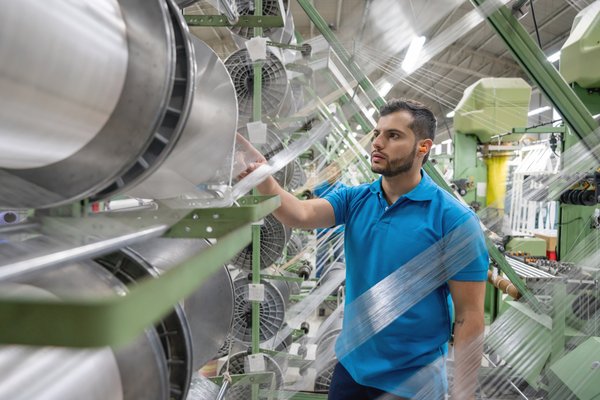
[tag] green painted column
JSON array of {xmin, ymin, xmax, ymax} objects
[{"xmin": 252, "ymin": 2, "xmax": 263, "ymax": 399}]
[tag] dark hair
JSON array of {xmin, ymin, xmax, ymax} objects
[{"xmin": 378, "ymin": 98, "xmax": 437, "ymax": 163}]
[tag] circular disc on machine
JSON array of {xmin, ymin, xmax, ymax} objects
[
  {"xmin": 117, "ymin": 238, "xmax": 235, "ymax": 370},
  {"xmin": 95, "ymin": 251, "xmax": 192, "ymax": 400},
  {"xmin": 218, "ymin": 351, "xmax": 284, "ymax": 400},
  {"xmin": 0, "ymin": 0, "xmax": 193, "ymax": 208},
  {"xmin": 231, "ymin": 276, "xmax": 287, "ymax": 343},
  {"xmin": 231, "ymin": 214, "xmax": 291, "ymax": 270},
  {"xmin": 126, "ymin": 35, "xmax": 238, "ymax": 199},
  {"xmin": 224, "ymin": 48, "xmax": 291, "ymax": 126},
  {"xmin": 0, "ymin": 261, "xmax": 170, "ymax": 400},
  {"xmin": 314, "ymin": 359, "xmax": 338, "ymax": 393}
]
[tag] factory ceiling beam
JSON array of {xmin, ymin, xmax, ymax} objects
[
  {"xmin": 335, "ymin": 0, "xmax": 344, "ymax": 31},
  {"xmin": 473, "ymin": 1, "xmax": 572, "ymax": 55}
]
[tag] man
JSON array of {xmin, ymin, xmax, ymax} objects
[{"xmin": 238, "ymin": 99, "xmax": 488, "ymax": 399}]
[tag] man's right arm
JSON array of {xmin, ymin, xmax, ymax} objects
[
  {"xmin": 236, "ymin": 133, "xmax": 337, "ymax": 230},
  {"xmin": 255, "ymin": 174, "xmax": 336, "ymax": 230}
]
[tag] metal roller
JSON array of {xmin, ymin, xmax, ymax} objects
[
  {"xmin": 94, "ymin": 252, "xmax": 193, "ymax": 400},
  {"xmin": 0, "ymin": 0, "xmax": 220, "ymax": 208},
  {"xmin": 318, "ymin": 262, "xmax": 346, "ymax": 311},
  {"xmin": 126, "ymin": 36, "xmax": 238, "ymax": 199},
  {"xmin": 116, "ymin": 238, "xmax": 236, "ymax": 370},
  {"xmin": 313, "ymin": 313, "xmax": 342, "ymax": 393},
  {"xmin": 0, "ymin": 262, "xmax": 170, "ymax": 400}
]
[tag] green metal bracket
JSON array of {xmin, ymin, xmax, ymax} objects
[
  {"xmin": 185, "ymin": 15, "xmax": 283, "ymax": 28},
  {"xmin": 261, "ymin": 274, "xmax": 305, "ymax": 284},
  {"xmin": 0, "ymin": 197, "xmax": 280, "ymax": 348},
  {"xmin": 512, "ymin": 126, "xmax": 567, "ymax": 134},
  {"xmin": 164, "ymin": 195, "xmax": 280, "ymax": 238},
  {"xmin": 251, "ymin": 5, "xmax": 264, "ymax": 400},
  {"xmin": 267, "ymin": 41, "xmax": 311, "ymax": 54},
  {"xmin": 470, "ymin": 0, "xmax": 600, "ymax": 162}
]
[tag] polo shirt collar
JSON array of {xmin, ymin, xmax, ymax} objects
[{"xmin": 368, "ymin": 169, "xmax": 436, "ymax": 202}]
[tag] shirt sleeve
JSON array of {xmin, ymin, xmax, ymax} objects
[
  {"xmin": 322, "ymin": 185, "xmax": 352, "ymax": 226},
  {"xmin": 445, "ymin": 212, "xmax": 489, "ymax": 282}
]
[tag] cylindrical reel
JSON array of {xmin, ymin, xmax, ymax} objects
[
  {"xmin": 218, "ymin": 351, "xmax": 284, "ymax": 400},
  {"xmin": 318, "ymin": 262, "xmax": 346, "ymax": 311},
  {"xmin": 0, "ymin": 262, "xmax": 169, "ymax": 400},
  {"xmin": 286, "ymin": 234, "xmax": 304, "ymax": 260},
  {"xmin": 98, "ymin": 237, "xmax": 235, "ymax": 372},
  {"xmin": 229, "ymin": 0, "xmax": 295, "ymax": 45},
  {"xmin": 231, "ymin": 215, "xmax": 291, "ymax": 270},
  {"xmin": 224, "ymin": 48, "xmax": 294, "ymax": 128},
  {"xmin": 95, "ymin": 252, "xmax": 192, "ymax": 400},
  {"xmin": 125, "ymin": 36, "xmax": 238, "ymax": 199},
  {"xmin": 313, "ymin": 323, "xmax": 341, "ymax": 393},
  {"xmin": 0, "ymin": 0, "xmax": 226, "ymax": 208},
  {"xmin": 230, "ymin": 275, "xmax": 290, "ymax": 343}
]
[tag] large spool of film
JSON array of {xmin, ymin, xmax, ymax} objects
[
  {"xmin": 0, "ymin": 262, "xmax": 169, "ymax": 400},
  {"xmin": 126, "ymin": 36, "xmax": 238, "ymax": 199},
  {"xmin": 115, "ymin": 238, "xmax": 236, "ymax": 369},
  {"xmin": 0, "ymin": 0, "xmax": 236, "ymax": 208}
]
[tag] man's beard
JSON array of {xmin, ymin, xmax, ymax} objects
[{"xmin": 371, "ymin": 146, "xmax": 417, "ymax": 177}]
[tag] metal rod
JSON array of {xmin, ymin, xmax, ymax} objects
[
  {"xmin": 0, "ymin": 225, "xmax": 168, "ymax": 281},
  {"xmin": 215, "ymin": 374, "xmax": 231, "ymax": 400}
]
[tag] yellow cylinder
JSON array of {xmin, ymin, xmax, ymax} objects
[{"xmin": 485, "ymin": 155, "xmax": 510, "ymax": 214}]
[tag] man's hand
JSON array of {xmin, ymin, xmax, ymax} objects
[{"xmin": 235, "ymin": 133, "xmax": 268, "ymax": 179}]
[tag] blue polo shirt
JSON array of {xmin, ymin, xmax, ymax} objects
[
  {"xmin": 314, "ymin": 181, "xmax": 346, "ymax": 235},
  {"xmin": 323, "ymin": 170, "xmax": 489, "ymax": 397}
]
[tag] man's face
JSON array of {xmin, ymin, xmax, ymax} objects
[{"xmin": 370, "ymin": 111, "xmax": 419, "ymax": 177}]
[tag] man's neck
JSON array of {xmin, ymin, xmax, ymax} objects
[{"xmin": 380, "ymin": 167, "xmax": 422, "ymax": 205}]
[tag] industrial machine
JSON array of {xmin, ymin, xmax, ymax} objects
[{"xmin": 457, "ymin": 3, "xmax": 600, "ymax": 399}]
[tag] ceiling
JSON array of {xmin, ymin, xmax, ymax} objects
[{"xmin": 185, "ymin": 0, "xmax": 595, "ymax": 142}]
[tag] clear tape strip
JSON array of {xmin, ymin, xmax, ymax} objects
[{"xmin": 231, "ymin": 122, "xmax": 331, "ymax": 199}]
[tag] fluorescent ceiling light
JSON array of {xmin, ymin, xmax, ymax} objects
[
  {"xmin": 528, "ymin": 106, "xmax": 551, "ymax": 116},
  {"xmin": 377, "ymin": 80, "xmax": 394, "ymax": 97},
  {"xmin": 367, "ymin": 107, "xmax": 376, "ymax": 117},
  {"xmin": 547, "ymin": 51, "xmax": 561, "ymax": 63},
  {"xmin": 446, "ymin": 111, "xmax": 455, "ymax": 118},
  {"xmin": 441, "ymin": 139, "xmax": 452, "ymax": 145},
  {"xmin": 401, "ymin": 36, "xmax": 426, "ymax": 74}
]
